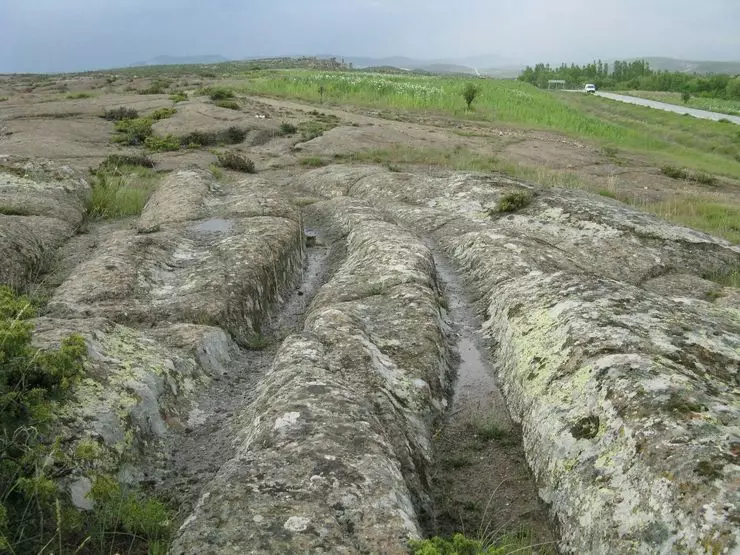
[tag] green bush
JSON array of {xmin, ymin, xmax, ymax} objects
[
  {"xmin": 301, "ymin": 157, "xmax": 327, "ymax": 167},
  {"xmin": 113, "ymin": 117, "xmax": 153, "ymax": 145},
  {"xmin": 179, "ymin": 126, "xmax": 247, "ymax": 147},
  {"xmin": 215, "ymin": 99, "xmax": 240, "ymax": 110},
  {"xmin": 682, "ymin": 91, "xmax": 691, "ymax": 103},
  {"xmin": 66, "ymin": 92, "xmax": 93, "ymax": 99},
  {"xmin": 205, "ymin": 87, "xmax": 235, "ymax": 101},
  {"xmin": 100, "ymin": 153, "xmax": 155, "ymax": 170},
  {"xmin": 218, "ymin": 151, "xmax": 256, "ymax": 173},
  {"xmin": 138, "ymin": 80, "xmax": 171, "ymax": 95},
  {"xmin": 145, "ymin": 134, "xmax": 181, "ymax": 152},
  {"xmin": 102, "ymin": 107, "xmax": 139, "ymax": 121},
  {"xmin": 280, "ymin": 122, "xmax": 298, "ymax": 135},
  {"xmin": 661, "ymin": 165, "xmax": 689, "ymax": 180},
  {"xmin": 0, "ymin": 286, "xmax": 87, "ymax": 551},
  {"xmin": 463, "ymin": 83, "xmax": 480, "ymax": 109},
  {"xmin": 169, "ymin": 92, "xmax": 188, "ymax": 103},
  {"xmin": 495, "ymin": 190, "xmax": 533, "ymax": 213},
  {"xmin": 150, "ymin": 107, "xmax": 177, "ymax": 121},
  {"xmin": 0, "ymin": 97, "xmax": 8, "ymax": 102}
]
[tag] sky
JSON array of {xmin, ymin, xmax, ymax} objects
[{"xmin": 1, "ymin": 0, "xmax": 739, "ymax": 73}]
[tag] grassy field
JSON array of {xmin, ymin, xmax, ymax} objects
[
  {"xmin": 237, "ymin": 71, "xmax": 740, "ymax": 180},
  {"xmin": 619, "ymin": 90, "xmax": 740, "ymax": 117}
]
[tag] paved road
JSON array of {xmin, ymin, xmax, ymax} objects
[{"xmin": 594, "ymin": 91, "xmax": 740, "ymax": 125}]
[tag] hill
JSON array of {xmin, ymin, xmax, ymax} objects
[
  {"xmin": 131, "ymin": 55, "xmax": 230, "ymax": 67},
  {"xmin": 634, "ymin": 57, "xmax": 740, "ymax": 75}
]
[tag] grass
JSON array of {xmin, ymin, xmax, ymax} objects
[
  {"xmin": 209, "ymin": 163, "xmax": 224, "ymax": 179},
  {"xmin": 0, "ymin": 96, "xmax": 8, "ymax": 102},
  {"xmin": 100, "ymin": 153, "xmax": 155, "ymax": 169},
  {"xmin": 180, "ymin": 126, "xmax": 247, "ymax": 147},
  {"xmin": 65, "ymin": 91, "xmax": 94, "ymax": 99},
  {"xmin": 169, "ymin": 92, "xmax": 188, "ymax": 103},
  {"xmin": 702, "ymin": 263, "xmax": 740, "ymax": 287},
  {"xmin": 145, "ymin": 134, "xmax": 181, "ymax": 152},
  {"xmin": 620, "ymin": 90, "xmax": 740, "ymax": 117},
  {"xmin": 297, "ymin": 113, "xmax": 341, "ymax": 141},
  {"xmin": 88, "ymin": 164, "xmax": 160, "ymax": 219},
  {"xmin": 238, "ymin": 71, "xmax": 740, "ymax": 180},
  {"xmin": 280, "ymin": 122, "xmax": 298, "ymax": 135},
  {"xmin": 495, "ymin": 190, "xmax": 533, "ymax": 213},
  {"xmin": 300, "ymin": 156, "xmax": 327, "ymax": 167},
  {"xmin": 214, "ymin": 99, "xmax": 240, "ymax": 110},
  {"xmin": 103, "ymin": 106, "xmax": 138, "ymax": 121}
]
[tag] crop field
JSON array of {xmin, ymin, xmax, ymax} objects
[{"xmin": 238, "ymin": 71, "xmax": 740, "ymax": 180}]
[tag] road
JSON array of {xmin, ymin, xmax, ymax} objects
[{"xmin": 594, "ymin": 91, "xmax": 740, "ymax": 125}]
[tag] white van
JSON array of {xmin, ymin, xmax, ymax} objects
[{"xmin": 584, "ymin": 84, "xmax": 597, "ymax": 94}]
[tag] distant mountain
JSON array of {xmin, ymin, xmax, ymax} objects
[
  {"xmin": 131, "ymin": 55, "xmax": 230, "ymax": 67},
  {"xmin": 332, "ymin": 55, "xmax": 522, "ymax": 75},
  {"xmin": 630, "ymin": 57, "xmax": 740, "ymax": 75}
]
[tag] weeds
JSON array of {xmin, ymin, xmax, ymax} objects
[
  {"xmin": 0, "ymin": 96, "xmax": 8, "ymax": 102},
  {"xmin": 702, "ymin": 264, "xmax": 740, "ymax": 287},
  {"xmin": 102, "ymin": 107, "xmax": 138, "ymax": 121},
  {"xmin": 145, "ymin": 134, "xmax": 181, "ymax": 152},
  {"xmin": 113, "ymin": 117, "xmax": 153, "ymax": 145},
  {"xmin": 180, "ymin": 126, "xmax": 247, "ymax": 147},
  {"xmin": 300, "ymin": 157, "xmax": 327, "ymax": 167},
  {"xmin": 100, "ymin": 153, "xmax": 155, "ymax": 169},
  {"xmin": 139, "ymin": 80, "xmax": 171, "ymax": 95},
  {"xmin": 495, "ymin": 190, "xmax": 533, "ymax": 213},
  {"xmin": 169, "ymin": 92, "xmax": 188, "ymax": 103},
  {"xmin": 201, "ymin": 86, "xmax": 235, "ymax": 101},
  {"xmin": 214, "ymin": 99, "xmax": 240, "ymax": 110},
  {"xmin": 218, "ymin": 151, "xmax": 256, "ymax": 173},
  {"xmin": 463, "ymin": 83, "xmax": 480, "ymax": 110},
  {"xmin": 150, "ymin": 107, "xmax": 177, "ymax": 121},
  {"xmin": 280, "ymin": 122, "xmax": 298, "ymax": 135},
  {"xmin": 66, "ymin": 92, "xmax": 93, "ymax": 99},
  {"xmin": 88, "ymin": 164, "xmax": 160, "ymax": 219},
  {"xmin": 209, "ymin": 164, "xmax": 224, "ymax": 179}
]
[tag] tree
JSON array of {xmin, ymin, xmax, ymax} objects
[
  {"xmin": 462, "ymin": 83, "xmax": 479, "ymax": 110},
  {"xmin": 727, "ymin": 77, "xmax": 740, "ymax": 100},
  {"xmin": 682, "ymin": 91, "xmax": 691, "ymax": 103}
]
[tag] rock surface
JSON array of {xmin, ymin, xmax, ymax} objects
[
  {"xmin": 2, "ymin": 152, "xmax": 738, "ymax": 554},
  {"xmin": 297, "ymin": 165, "xmax": 740, "ymax": 554}
]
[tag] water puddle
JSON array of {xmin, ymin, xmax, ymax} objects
[
  {"xmin": 191, "ymin": 218, "xmax": 233, "ymax": 233},
  {"xmin": 423, "ymin": 250, "xmax": 556, "ymax": 550}
]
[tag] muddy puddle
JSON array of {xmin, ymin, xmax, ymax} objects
[{"xmin": 423, "ymin": 251, "xmax": 557, "ymax": 551}]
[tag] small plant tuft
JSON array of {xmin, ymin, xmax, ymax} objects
[
  {"xmin": 169, "ymin": 92, "xmax": 188, "ymax": 103},
  {"xmin": 145, "ymin": 134, "xmax": 181, "ymax": 152},
  {"xmin": 150, "ymin": 107, "xmax": 177, "ymax": 121},
  {"xmin": 218, "ymin": 151, "xmax": 256, "ymax": 173},
  {"xmin": 300, "ymin": 157, "xmax": 327, "ymax": 167},
  {"xmin": 103, "ymin": 106, "xmax": 138, "ymax": 121},
  {"xmin": 100, "ymin": 153, "xmax": 155, "ymax": 170},
  {"xmin": 280, "ymin": 122, "xmax": 298, "ymax": 135},
  {"xmin": 214, "ymin": 99, "xmax": 240, "ymax": 110},
  {"xmin": 203, "ymin": 87, "xmax": 235, "ymax": 101},
  {"xmin": 661, "ymin": 165, "xmax": 689, "ymax": 180},
  {"xmin": 66, "ymin": 91, "xmax": 93, "ymax": 99},
  {"xmin": 495, "ymin": 190, "xmax": 533, "ymax": 213}
]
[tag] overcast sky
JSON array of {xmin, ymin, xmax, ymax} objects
[{"xmin": 1, "ymin": 0, "xmax": 738, "ymax": 73}]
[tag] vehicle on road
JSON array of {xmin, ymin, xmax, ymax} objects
[{"xmin": 584, "ymin": 84, "xmax": 597, "ymax": 94}]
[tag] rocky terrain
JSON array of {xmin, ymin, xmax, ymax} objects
[{"xmin": 0, "ymin": 79, "xmax": 738, "ymax": 554}]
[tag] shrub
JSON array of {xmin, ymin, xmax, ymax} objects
[
  {"xmin": 0, "ymin": 286, "xmax": 87, "ymax": 552},
  {"xmin": 279, "ymin": 122, "xmax": 298, "ymax": 135},
  {"xmin": 145, "ymin": 134, "xmax": 181, "ymax": 152},
  {"xmin": 66, "ymin": 92, "xmax": 93, "ymax": 99},
  {"xmin": 100, "ymin": 153, "xmax": 155, "ymax": 170},
  {"xmin": 681, "ymin": 91, "xmax": 691, "ymax": 103},
  {"xmin": 692, "ymin": 171, "xmax": 717, "ymax": 186},
  {"xmin": 214, "ymin": 100, "xmax": 240, "ymax": 110},
  {"xmin": 661, "ymin": 165, "xmax": 688, "ymax": 180},
  {"xmin": 150, "ymin": 107, "xmax": 177, "ymax": 121},
  {"xmin": 0, "ymin": 97, "xmax": 8, "ymax": 102},
  {"xmin": 179, "ymin": 126, "xmax": 246, "ymax": 147},
  {"xmin": 103, "ymin": 106, "xmax": 138, "ymax": 121},
  {"xmin": 205, "ymin": 87, "xmax": 235, "ymax": 101},
  {"xmin": 113, "ymin": 117, "xmax": 153, "ymax": 145},
  {"xmin": 495, "ymin": 190, "xmax": 533, "ymax": 213},
  {"xmin": 139, "ymin": 80, "xmax": 170, "ymax": 95},
  {"xmin": 301, "ymin": 157, "xmax": 327, "ymax": 167},
  {"xmin": 218, "ymin": 151, "xmax": 256, "ymax": 173},
  {"xmin": 169, "ymin": 92, "xmax": 188, "ymax": 103},
  {"xmin": 463, "ymin": 83, "xmax": 480, "ymax": 109}
]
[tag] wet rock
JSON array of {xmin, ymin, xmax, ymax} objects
[
  {"xmin": 137, "ymin": 170, "xmax": 210, "ymax": 233},
  {"xmin": 48, "ymin": 175, "xmax": 305, "ymax": 345},
  {"xmin": 172, "ymin": 197, "xmax": 452, "ymax": 554},
  {"xmin": 306, "ymin": 165, "xmax": 740, "ymax": 554}
]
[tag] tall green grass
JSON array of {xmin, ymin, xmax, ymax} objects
[
  {"xmin": 239, "ymin": 71, "xmax": 740, "ymax": 179},
  {"xmin": 88, "ymin": 165, "xmax": 159, "ymax": 219}
]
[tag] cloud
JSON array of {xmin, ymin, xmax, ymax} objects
[{"xmin": 0, "ymin": 0, "xmax": 738, "ymax": 72}]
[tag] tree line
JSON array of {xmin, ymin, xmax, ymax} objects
[{"xmin": 518, "ymin": 60, "xmax": 740, "ymax": 99}]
